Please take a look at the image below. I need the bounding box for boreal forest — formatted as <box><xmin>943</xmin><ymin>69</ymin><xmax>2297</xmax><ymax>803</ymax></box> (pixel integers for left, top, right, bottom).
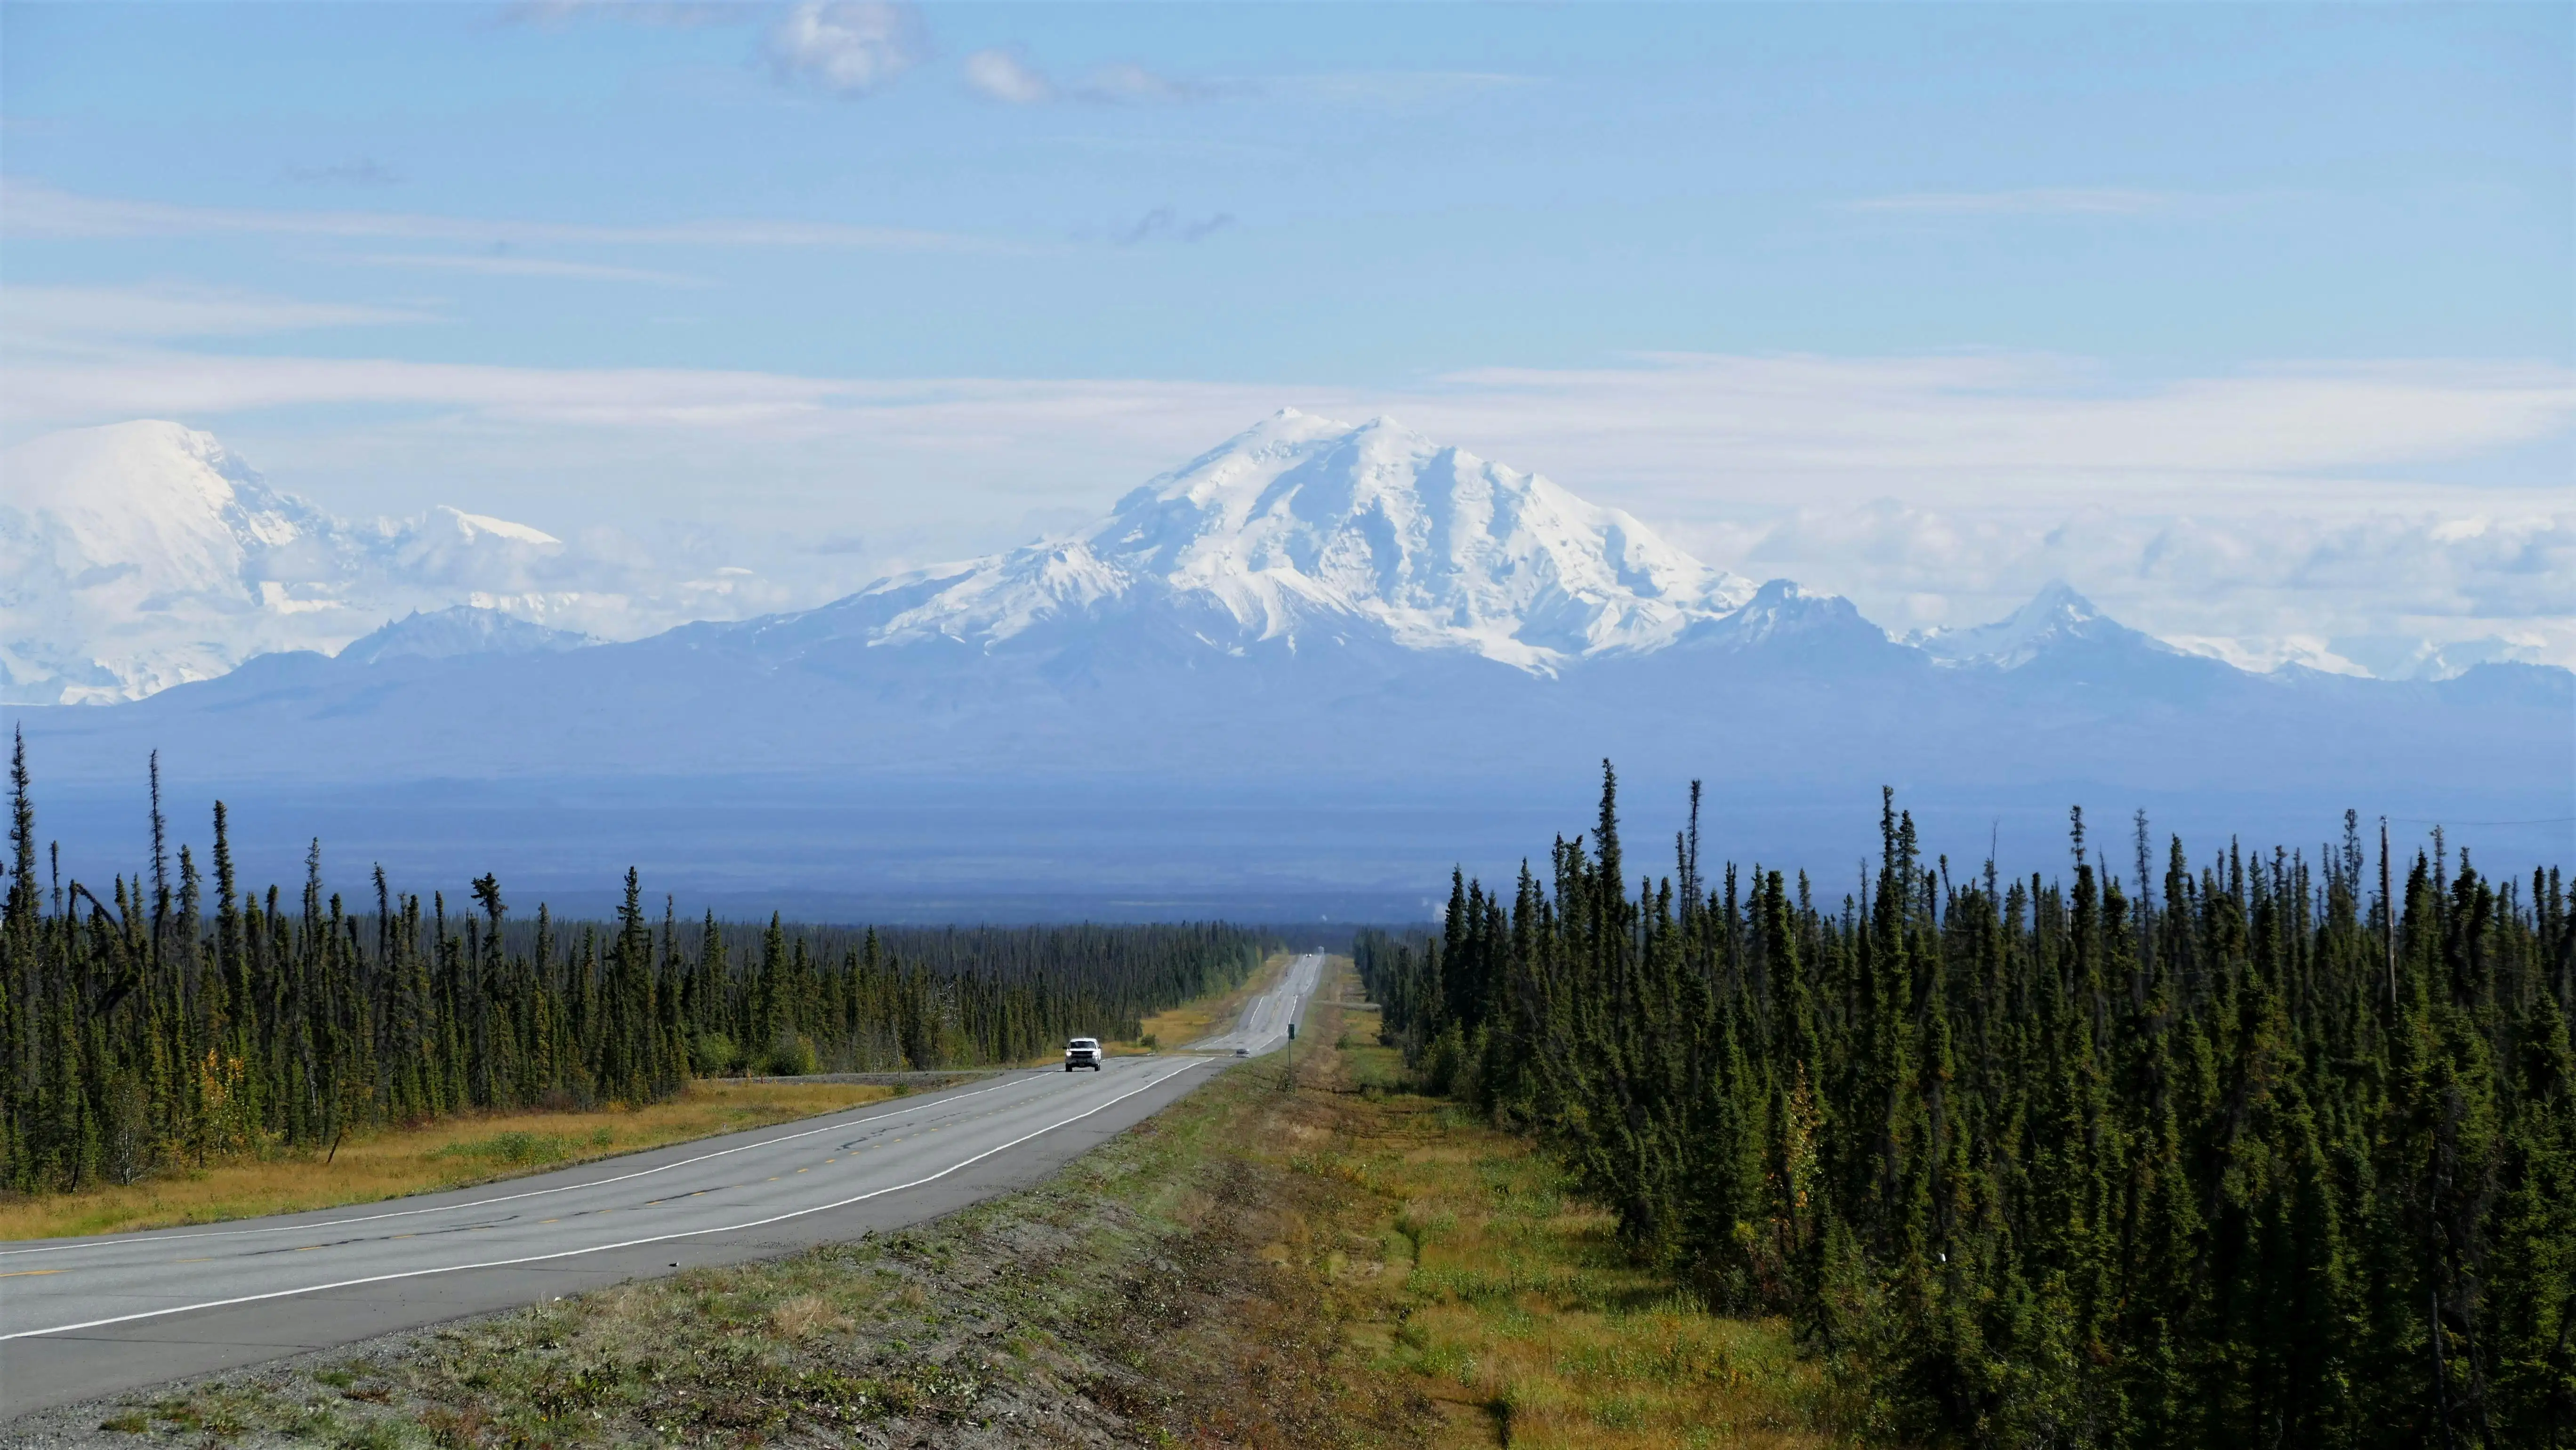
<box><xmin>1360</xmin><ymin>764</ymin><xmax>2575</xmax><ymax>1449</ymax></box>
<box><xmin>0</xmin><ymin>735</ymin><xmax>1267</xmax><ymax>1197</ymax></box>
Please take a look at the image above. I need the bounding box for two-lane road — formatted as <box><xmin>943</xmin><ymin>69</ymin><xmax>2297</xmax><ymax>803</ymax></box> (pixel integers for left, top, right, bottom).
<box><xmin>1184</xmin><ymin>951</ymin><xmax>1324</xmax><ymax>1054</ymax></box>
<box><xmin>0</xmin><ymin>957</ymin><xmax>1322</xmax><ymax>1419</ymax></box>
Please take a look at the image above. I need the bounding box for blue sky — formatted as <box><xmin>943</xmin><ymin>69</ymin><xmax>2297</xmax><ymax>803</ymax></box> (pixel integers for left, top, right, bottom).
<box><xmin>2</xmin><ymin>2</ymin><xmax>2570</xmax><ymax>669</ymax></box>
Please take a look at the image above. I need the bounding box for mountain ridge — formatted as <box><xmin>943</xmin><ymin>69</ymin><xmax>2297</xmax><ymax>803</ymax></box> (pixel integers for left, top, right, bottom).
<box><xmin>13</xmin><ymin>412</ymin><xmax>2545</xmax><ymax>701</ymax></box>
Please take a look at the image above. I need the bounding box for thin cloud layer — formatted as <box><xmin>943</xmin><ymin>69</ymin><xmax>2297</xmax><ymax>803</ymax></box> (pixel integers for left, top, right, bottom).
<box><xmin>765</xmin><ymin>1</ymin><xmax>923</xmax><ymax>96</ymax></box>
<box><xmin>1847</xmin><ymin>188</ymin><xmax>2176</xmax><ymax>216</ymax></box>
<box><xmin>0</xmin><ymin>181</ymin><xmax>997</xmax><ymax>253</ymax></box>
<box><xmin>961</xmin><ymin>46</ymin><xmax>1201</xmax><ymax>105</ymax></box>
<box><xmin>2</xmin><ymin>285</ymin><xmax>435</xmax><ymax>342</ymax></box>
<box><xmin>963</xmin><ymin>48</ymin><xmax>1052</xmax><ymax>105</ymax></box>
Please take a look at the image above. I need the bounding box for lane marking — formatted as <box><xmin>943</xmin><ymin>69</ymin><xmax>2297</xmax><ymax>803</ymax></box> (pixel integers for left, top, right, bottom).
<box><xmin>0</xmin><ymin>1269</ymin><xmax>62</xmax><ymax>1279</ymax></box>
<box><xmin>0</xmin><ymin>1072</ymin><xmax>1063</xmax><ymax>1260</ymax></box>
<box><xmin>2</xmin><ymin>1060</ymin><xmax>1213</xmax><ymax>1342</ymax></box>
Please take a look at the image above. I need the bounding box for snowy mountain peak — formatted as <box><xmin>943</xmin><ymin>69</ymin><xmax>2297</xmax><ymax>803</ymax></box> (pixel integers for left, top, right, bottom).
<box><xmin>1673</xmin><ymin>577</ymin><xmax>1896</xmax><ymax>658</ymax></box>
<box><xmin>338</xmin><ymin>606</ymin><xmax>595</xmax><ymax>666</ymax></box>
<box><xmin>1913</xmin><ymin>581</ymin><xmax>2176</xmax><ymax>670</ymax></box>
<box><xmin>0</xmin><ymin>420</ymin><xmax>573</xmax><ymax>703</ymax></box>
<box><xmin>867</xmin><ymin>412</ymin><xmax>1756</xmax><ymax>672</ymax></box>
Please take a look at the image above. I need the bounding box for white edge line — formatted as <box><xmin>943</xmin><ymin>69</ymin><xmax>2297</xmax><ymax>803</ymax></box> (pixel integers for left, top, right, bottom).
<box><xmin>0</xmin><ymin>1070</ymin><xmax>1069</xmax><ymax>1259</ymax></box>
<box><xmin>3</xmin><ymin>1060</ymin><xmax>1211</xmax><ymax>1342</ymax></box>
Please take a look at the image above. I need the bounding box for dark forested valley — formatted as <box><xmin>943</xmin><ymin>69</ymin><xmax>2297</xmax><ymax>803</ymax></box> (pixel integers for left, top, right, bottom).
<box><xmin>0</xmin><ymin>735</ymin><xmax>1269</xmax><ymax>1197</ymax></box>
<box><xmin>1361</xmin><ymin>765</ymin><xmax>2575</xmax><ymax>1449</ymax></box>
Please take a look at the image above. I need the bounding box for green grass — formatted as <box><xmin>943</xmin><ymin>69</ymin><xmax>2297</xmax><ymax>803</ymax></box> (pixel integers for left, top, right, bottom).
<box><xmin>66</xmin><ymin>963</ymin><xmax>1854</xmax><ymax>1450</ymax></box>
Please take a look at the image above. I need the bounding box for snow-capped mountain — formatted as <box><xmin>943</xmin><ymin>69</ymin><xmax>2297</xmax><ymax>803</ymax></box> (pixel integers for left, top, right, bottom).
<box><xmin>0</xmin><ymin>421</ymin><xmax>577</xmax><ymax>704</ymax></box>
<box><xmin>11</xmin><ymin>412</ymin><xmax>2564</xmax><ymax>917</ymax></box>
<box><xmin>1911</xmin><ymin>580</ymin><xmax>2182</xmax><ymax>671</ymax></box>
<box><xmin>337</xmin><ymin>606</ymin><xmax>597</xmax><ymax>666</ymax></box>
<box><xmin>848</xmin><ymin>410</ymin><xmax>1756</xmax><ymax>674</ymax></box>
<box><xmin>0</xmin><ymin>421</ymin><xmax>835</xmax><ymax>705</ymax></box>
<box><xmin>1673</xmin><ymin>578</ymin><xmax>1900</xmax><ymax>661</ymax></box>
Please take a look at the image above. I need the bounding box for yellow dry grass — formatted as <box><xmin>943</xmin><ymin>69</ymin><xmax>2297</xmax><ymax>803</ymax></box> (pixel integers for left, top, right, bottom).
<box><xmin>0</xmin><ymin>1079</ymin><xmax>895</xmax><ymax>1242</ymax></box>
<box><xmin>1022</xmin><ymin>948</ymin><xmax>1297</xmax><ymax>1064</ymax></box>
<box><xmin>1296</xmin><ymin>962</ymin><xmax>1847</xmax><ymax>1450</ymax></box>
<box><xmin>1130</xmin><ymin>948</ymin><xmax>1295</xmax><ymax>1051</ymax></box>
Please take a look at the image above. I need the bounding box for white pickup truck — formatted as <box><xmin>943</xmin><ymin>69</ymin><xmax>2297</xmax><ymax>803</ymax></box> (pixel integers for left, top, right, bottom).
<box><xmin>1064</xmin><ymin>1037</ymin><xmax>1104</xmax><ymax>1071</ymax></box>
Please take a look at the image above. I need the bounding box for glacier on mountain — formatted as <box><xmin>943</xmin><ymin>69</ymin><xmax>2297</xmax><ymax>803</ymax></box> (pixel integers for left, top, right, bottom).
<box><xmin>1910</xmin><ymin>580</ymin><xmax>2180</xmax><ymax>670</ymax></box>
<box><xmin>7</xmin><ymin>411</ymin><xmax>2559</xmax><ymax>716</ymax></box>
<box><xmin>852</xmin><ymin>410</ymin><xmax>1757</xmax><ymax>673</ymax></box>
<box><xmin>0</xmin><ymin>420</ymin><xmax>814</xmax><ymax>705</ymax></box>
<box><xmin>0</xmin><ymin>421</ymin><xmax>579</xmax><ymax>704</ymax></box>
<box><xmin>8</xmin><ymin>412</ymin><xmax>2565</xmax><ymax>917</ymax></box>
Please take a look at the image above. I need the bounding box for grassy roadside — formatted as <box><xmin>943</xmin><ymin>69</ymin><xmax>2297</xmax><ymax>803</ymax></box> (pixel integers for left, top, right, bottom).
<box><xmin>34</xmin><ymin>962</ymin><xmax>1850</xmax><ymax>1449</ymax></box>
<box><xmin>1320</xmin><ymin>996</ymin><xmax>1847</xmax><ymax>1448</ymax></box>
<box><xmin>1009</xmin><ymin>948</ymin><xmax>1293</xmax><ymax>1067</ymax></box>
<box><xmin>1125</xmin><ymin>947</ymin><xmax>1295</xmax><ymax>1053</ymax></box>
<box><xmin>0</xmin><ymin>1081</ymin><xmax>900</xmax><ymax>1242</ymax></box>
<box><xmin>19</xmin><ymin>942</ymin><xmax>1299</xmax><ymax>1241</ymax></box>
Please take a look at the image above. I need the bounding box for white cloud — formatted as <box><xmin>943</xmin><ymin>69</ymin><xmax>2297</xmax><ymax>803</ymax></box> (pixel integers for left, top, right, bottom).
<box><xmin>1077</xmin><ymin>62</ymin><xmax>1195</xmax><ymax>103</ymax></box>
<box><xmin>962</xmin><ymin>48</ymin><xmax>1202</xmax><ymax>105</ymax></box>
<box><xmin>1393</xmin><ymin>354</ymin><xmax>2575</xmax><ymax>509</ymax></box>
<box><xmin>348</xmin><ymin>253</ymin><xmax>704</xmax><ymax>285</ymax></box>
<box><xmin>1692</xmin><ymin>501</ymin><xmax>2575</xmax><ymax>674</ymax></box>
<box><xmin>0</xmin><ymin>179</ymin><xmax>1002</xmax><ymax>252</ymax></box>
<box><xmin>964</xmin><ymin>48</ymin><xmax>1053</xmax><ymax>105</ymax></box>
<box><xmin>765</xmin><ymin>1</ymin><xmax>922</xmax><ymax>97</ymax></box>
<box><xmin>1262</xmin><ymin>71</ymin><xmax>1537</xmax><ymax>108</ymax></box>
<box><xmin>0</xmin><ymin>285</ymin><xmax>433</xmax><ymax>343</ymax></box>
<box><xmin>6</xmin><ymin>346</ymin><xmax>2562</xmax><ymax>496</ymax></box>
<box><xmin>504</xmin><ymin>0</ymin><xmax>757</xmax><ymax>28</ymax></box>
<box><xmin>1847</xmin><ymin>188</ymin><xmax>2175</xmax><ymax>216</ymax></box>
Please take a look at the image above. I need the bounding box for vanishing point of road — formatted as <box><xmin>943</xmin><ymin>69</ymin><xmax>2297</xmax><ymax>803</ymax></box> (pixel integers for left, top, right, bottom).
<box><xmin>0</xmin><ymin>953</ymin><xmax>1326</xmax><ymax>1419</ymax></box>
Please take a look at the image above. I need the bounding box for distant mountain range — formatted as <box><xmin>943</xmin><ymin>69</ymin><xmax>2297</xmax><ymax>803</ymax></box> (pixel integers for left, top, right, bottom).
<box><xmin>0</xmin><ymin>420</ymin><xmax>781</xmax><ymax>706</ymax></box>
<box><xmin>0</xmin><ymin>420</ymin><xmax>568</xmax><ymax>703</ymax></box>
<box><xmin>7</xmin><ymin>411</ymin><xmax>2567</xmax><ymax>918</ymax></box>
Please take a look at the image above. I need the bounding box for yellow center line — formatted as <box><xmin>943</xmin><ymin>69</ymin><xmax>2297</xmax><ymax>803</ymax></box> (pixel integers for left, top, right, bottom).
<box><xmin>0</xmin><ymin>1268</ymin><xmax>63</xmax><ymax>1278</ymax></box>
<box><xmin>296</xmin><ymin>1245</ymin><xmax>324</xmax><ymax>1252</ymax></box>
<box><xmin>539</xmin><ymin>1218</ymin><xmax>559</xmax><ymax>1224</ymax></box>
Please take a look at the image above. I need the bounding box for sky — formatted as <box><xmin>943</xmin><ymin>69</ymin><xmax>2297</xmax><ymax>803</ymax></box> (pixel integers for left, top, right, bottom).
<box><xmin>3</xmin><ymin>1</ymin><xmax>2570</xmax><ymax>674</ymax></box>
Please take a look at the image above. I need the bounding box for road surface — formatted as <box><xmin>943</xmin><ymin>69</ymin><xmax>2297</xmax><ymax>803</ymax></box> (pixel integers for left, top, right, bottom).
<box><xmin>1183</xmin><ymin>951</ymin><xmax>1323</xmax><ymax>1054</ymax></box>
<box><xmin>0</xmin><ymin>956</ymin><xmax>1324</xmax><ymax>1419</ymax></box>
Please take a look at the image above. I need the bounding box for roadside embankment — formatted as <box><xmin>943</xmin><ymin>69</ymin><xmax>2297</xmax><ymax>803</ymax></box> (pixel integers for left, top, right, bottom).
<box><xmin>12</xmin><ymin>962</ymin><xmax>1849</xmax><ymax>1449</ymax></box>
<box><xmin>0</xmin><ymin>1080</ymin><xmax>907</xmax><ymax>1242</ymax></box>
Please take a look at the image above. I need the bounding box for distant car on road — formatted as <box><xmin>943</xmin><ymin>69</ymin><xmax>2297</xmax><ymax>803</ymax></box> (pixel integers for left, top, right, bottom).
<box><xmin>1234</xmin><ymin>1047</ymin><xmax>1249</xmax><ymax>1057</ymax></box>
<box><xmin>1065</xmin><ymin>1037</ymin><xmax>1104</xmax><ymax>1071</ymax></box>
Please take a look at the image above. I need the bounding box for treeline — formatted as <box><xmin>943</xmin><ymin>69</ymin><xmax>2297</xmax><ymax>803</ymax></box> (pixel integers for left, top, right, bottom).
<box><xmin>0</xmin><ymin>737</ymin><xmax>1269</xmax><ymax>1196</ymax></box>
<box><xmin>1360</xmin><ymin>764</ymin><xmax>2576</xmax><ymax>1448</ymax></box>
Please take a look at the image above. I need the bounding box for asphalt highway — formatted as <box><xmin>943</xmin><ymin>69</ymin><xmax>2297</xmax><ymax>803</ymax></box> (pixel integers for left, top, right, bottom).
<box><xmin>0</xmin><ymin>954</ymin><xmax>1325</xmax><ymax>1419</ymax></box>
<box><xmin>1183</xmin><ymin>951</ymin><xmax>1323</xmax><ymax>1054</ymax></box>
